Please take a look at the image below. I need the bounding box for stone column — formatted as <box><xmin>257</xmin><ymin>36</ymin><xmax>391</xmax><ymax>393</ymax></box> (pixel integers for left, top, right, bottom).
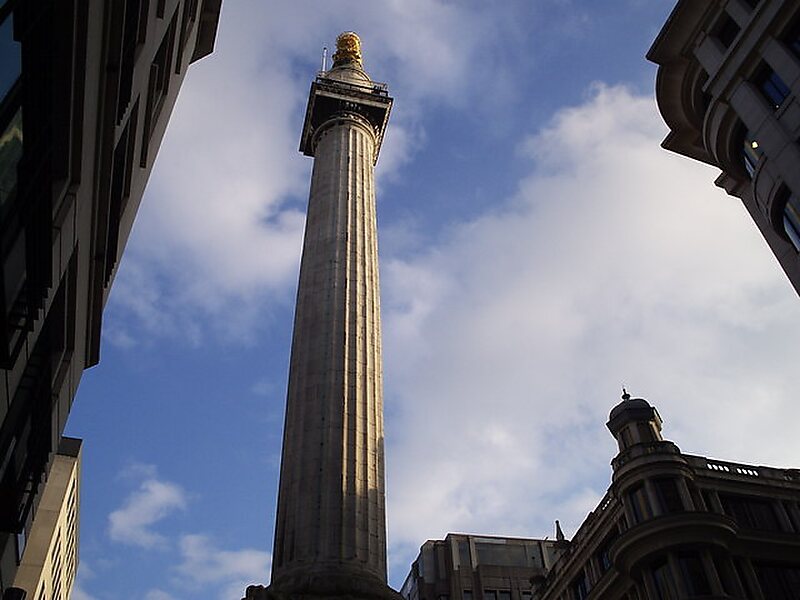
<box><xmin>265</xmin><ymin>32</ymin><xmax>399</xmax><ymax>600</ymax></box>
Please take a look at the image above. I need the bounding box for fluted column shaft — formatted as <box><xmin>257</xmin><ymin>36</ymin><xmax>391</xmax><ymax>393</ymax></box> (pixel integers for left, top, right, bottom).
<box><xmin>272</xmin><ymin>112</ymin><xmax>386</xmax><ymax>586</ymax></box>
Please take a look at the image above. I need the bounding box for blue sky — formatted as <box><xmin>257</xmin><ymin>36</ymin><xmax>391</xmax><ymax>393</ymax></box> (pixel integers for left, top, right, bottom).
<box><xmin>65</xmin><ymin>1</ymin><xmax>800</xmax><ymax>598</ymax></box>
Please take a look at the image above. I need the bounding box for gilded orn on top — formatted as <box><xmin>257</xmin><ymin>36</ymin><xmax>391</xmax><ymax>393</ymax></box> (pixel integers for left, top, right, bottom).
<box><xmin>333</xmin><ymin>31</ymin><xmax>362</xmax><ymax>66</ymax></box>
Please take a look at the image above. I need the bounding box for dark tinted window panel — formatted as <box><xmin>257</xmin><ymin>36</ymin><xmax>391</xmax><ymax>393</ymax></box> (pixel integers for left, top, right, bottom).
<box><xmin>756</xmin><ymin>66</ymin><xmax>791</xmax><ymax>108</ymax></box>
<box><xmin>0</xmin><ymin>102</ymin><xmax>21</xmax><ymax>211</ymax></box>
<box><xmin>721</xmin><ymin>494</ymin><xmax>781</xmax><ymax>531</ymax></box>
<box><xmin>655</xmin><ymin>478</ymin><xmax>684</xmax><ymax>514</ymax></box>
<box><xmin>474</xmin><ymin>543</ymin><xmax>527</xmax><ymax>567</ymax></box>
<box><xmin>783</xmin><ymin>192</ymin><xmax>800</xmax><ymax>252</ymax></box>
<box><xmin>755</xmin><ymin>562</ymin><xmax>800</xmax><ymax>600</ymax></box>
<box><xmin>679</xmin><ymin>553</ymin><xmax>711</xmax><ymax>595</ymax></box>
<box><xmin>714</xmin><ymin>14</ymin><xmax>741</xmax><ymax>49</ymax></box>
<box><xmin>0</xmin><ymin>10</ymin><xmax>19</xmax><ymax>101</ymax></box>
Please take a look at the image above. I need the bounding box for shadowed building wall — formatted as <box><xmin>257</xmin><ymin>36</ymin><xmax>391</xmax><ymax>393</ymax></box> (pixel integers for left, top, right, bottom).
<box><xmin>0</xmin><ymin>1</ymin><xmax>221</xmax><ymax>594</ymax></box>
<box><xmin>649</xmin><ymin>0</ymin><xmax>800</xmax><ymax>296</ymax></box>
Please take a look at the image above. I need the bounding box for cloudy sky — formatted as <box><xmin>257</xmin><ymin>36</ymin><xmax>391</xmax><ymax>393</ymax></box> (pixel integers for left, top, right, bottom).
<box><xmin>65</xmin><ymin>1</ymin><xmax>800</xmax><ymax>598</ymax></box>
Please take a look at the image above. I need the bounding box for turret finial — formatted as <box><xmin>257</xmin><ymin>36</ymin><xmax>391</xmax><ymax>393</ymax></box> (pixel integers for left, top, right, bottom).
<box><xmin>333</xmin><ymin>31</ymin><xmax>362</xmax><ymax>67</ymax></box>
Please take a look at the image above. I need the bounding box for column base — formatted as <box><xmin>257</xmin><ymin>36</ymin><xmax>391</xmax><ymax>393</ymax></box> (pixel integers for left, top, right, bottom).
<box><xmin>242</xmin><ymin>572</ymin><xmax>404</xmax><ymax>600</ymax></box>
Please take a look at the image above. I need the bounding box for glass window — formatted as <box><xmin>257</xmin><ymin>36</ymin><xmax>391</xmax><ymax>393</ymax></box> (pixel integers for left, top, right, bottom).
<box><xmin>786</xmin><ymin>18</ymin><xmax>800</xmax><ymax>58</ymax></box>
<box><xmin>0</xmin><ymin>11</ymin><xmax>20</xmax><ymax>102</ymax></box>
<box><xmin>571</xmin><ymin>572</ymin><xmax>590</xmax><ymax>600</ymax></box>
<box><xmin>475</xmin><ymin>543</ymin><xmax>527</xmax><ymax>567</ymax></box>
<box><xmin>484</xmin><ymin>591</ymin><xmax>497</xmax><ymax>600</ymax></box>
<box><xmin>458</xmin><ymin>540</ymin><xmax>471</xmax><ymax>569</ymax></box>
<box><xmin>754</xmin><ymin>562</ymin><xmax>800</xmax><ymax>600</ymax></box>
<box><xmin>628</xmin><ymin>485</ymin><xmax>652</xmax><ymax>524</ymax></box>
<box><xmin>0</xmin><ymin>104</ymin><xmax>21</xmax><ymax>211</ymax></box>
<box><xmin>652</xmin><ymin>559</ymin><xmax>678</xmax><ymax>600</ymax></box>
<box><xmin>679</xmin><ymin>553</ymin><xmax>711</xmax><ymax>595</ymax></box>
<box><xmin>714</xmin><ymin>14</ymin><xmax>741</xmax><ymax>49</ymax></box>
<box><xmin>742</xmin><ymin>132</ymin><xmax>762</xmax><ymax>177</ymax></box>
<box><xmin>756</xmin><ymin>66</ymin><xmax>791</xmax><ymax>108</ymax></box>
<box><xmin>783</xmin><ymin>191</ymin><xmax>800</xmax><ymax>252</ymax></box>
<box><xmin>463</xmin><ymin>591</ymin><xmax>472</xmax><ymax>600</ymax></box>
<box><xmin>654</xmin><ymin>478</ymin><xmax>684</xmax><ymax>514</ymax></box>
<box><xmin>721</xmin><ymin>493</ymin><xmax>781</xmax><ymax>531</ymax></box>
<box><xmin>497</xmin><ymin>592</ymin><xmax>511</xmax><ymax>600</ymax></box>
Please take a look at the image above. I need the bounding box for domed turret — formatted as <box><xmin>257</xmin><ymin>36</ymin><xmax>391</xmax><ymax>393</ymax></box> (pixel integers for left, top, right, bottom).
<box><xmin>606</xmin><ymin>389</ymin><xmax>664</xmax><ymax>452</ymax></box>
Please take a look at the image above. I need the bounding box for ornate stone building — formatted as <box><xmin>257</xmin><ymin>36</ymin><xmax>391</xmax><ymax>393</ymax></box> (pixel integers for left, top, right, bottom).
<box><xmin>531</xmin><ymin>393</ymin><xmax>800</xmax><ymax>600</ymax></box>
<box><xmin>648</xmin><ymin>0</ymin><xmax>800</xmax><ymax>295</ymax></box>
<box><xmin>0</xmin><ymin>1</ymin><xmax>221</xmax><ymax>594</ymax></box>
<box><xmin>403</xmin><ymin>395</ymin><xmax>800</xmax><ymax>600</ymax></box>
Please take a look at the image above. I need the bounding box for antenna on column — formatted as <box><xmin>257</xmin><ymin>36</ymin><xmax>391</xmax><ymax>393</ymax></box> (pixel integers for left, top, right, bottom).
<box><xmin>321</xmin><ymin>46</ymin><xmax>328</xmax><ymax>72</ymax></box>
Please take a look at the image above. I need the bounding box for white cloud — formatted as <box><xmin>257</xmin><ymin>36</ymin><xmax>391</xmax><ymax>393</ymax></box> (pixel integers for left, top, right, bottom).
<box><xmin>381</xmin><ymin>83</ymin><xmax>800</xmax><ymax>577</ymax></box>
<box><xmin>105</xmin><ymin>0</ymin><xmax>543</xmax><ymax>346</ymax></box>
<box><xmin>174</xmin><ymin>534</ymin><xmax>271</xmax><ymax>600</ymax></box>
<box><xmin>108</xmin><ymin>469</ymin><xmax>187</xmax><ymax>549</ymax></box>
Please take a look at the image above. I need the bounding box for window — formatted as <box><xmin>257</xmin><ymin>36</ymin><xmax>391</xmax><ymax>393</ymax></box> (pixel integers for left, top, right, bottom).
<box><xmin>475</xmin><ymin>542</ymin><xmax>527</xmax><ymax>567</ymax></box>
<box><xmin>484</xmin><ymin>590</ymin><xmax>496</xmax><ymax>600</ymax></box>
<box><xmin>0</xmin><ymin>9</ymin><xmax>20</xmax><ymax>101</ymax></box>
<box><xmin>785</xmin><ymin>18</ymin><xmax>800</xmax><ymax>59</ymax></box>
<box><xmin>754</xmin><ymin>562</ymin><xmax>800</xmax><ymax>600</ymax></box>
<box><xmin>720</xmin><ymin>493</ymin><xmax>781</xmax><ymax>531</ymax></box>
<box><xmin>654</xmin><ymin>478</ymin><xmax>684</xmax><ymax>514</ymax></box>
<box><xmin>678</xmin><ymin>553</ymin><xmax>711</xmax><ymax>595</ymax></box>
<box><xmin>731</xmin><ymin>560</ymin><xmax>753</xmax><ymax>597</ymax></box>
<box><xmin>463</xmin><ymin>591</ymin><xmax>472</xmax><ymax>600</ymax></box>
<box><xmin>457</xmin><ymin>540</ymin><xmax>471</xmax><ymax>569</ymax></box>
<box><xmin>176</xmin><ymin>0</ymin><xmax>199</xmax><ymax>73</ymax></box>
<box><xmin>782</xmin><ymin>190</ymin><xmax>800</xmax><ymax>252</ymax></box>
<box><xmin>755</xmin><ymin>65</ymin><xmax>791</xmax><ymax>108</ymax></box>
<box><xmin>0</xmin><ymin>101</ymin><xmax>21</xmax><ymax>211</ymax></box>
<box><xmin>713</xmin><ymin>14</ymin><xmax>741</xmax><ymax>49</ymax></box>
<box><xmin>628</xmin><ymin>485</ymin><xmax>652</xmax><ymax>524</ymax></box>
<box><xmin>596</xmin><ymin>529</ymin><xmax>618</xmax><ymax>574</ymax></box>
<box><xmin>497</xmin><ymin>592</ymin><xmax>511</xmax><ymax>600</ymax></box>
<box><xmin>141</xmin><ymin>11</ymin><xmax>177</xmax><ymax>166</ymax></box>
<box><xmin>571</xmin><ymin>572</ymin><xmax>590</xmax><ymax>600</ymax></box>
<box><xmin>651</xmin><ymin>559</ymin><xmax>678</xmax><ymax>600</ymax></box>
<box><xmin>741</xmin><ymin>131</ymin><xmax>762</xmax><ymax>177</ymax></box>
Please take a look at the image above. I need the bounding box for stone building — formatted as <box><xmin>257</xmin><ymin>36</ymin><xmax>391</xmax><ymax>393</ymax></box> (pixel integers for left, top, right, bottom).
<box><xmin>0</xmin><ymin>0</ymin><xmax>220</xmax><ymax>594</ymax></box>
<box><xmin>403</xmin><ymin>396</ymin><xmax>800</xmax><ymax>600</ymax></box>
<box><xmin>400</xmin><ymin>534</ymin><xmax>561</xmax><ymax>600</ymax></box>
<box><xmin>648</xmin><ymin>0</ymin><xmax>800</xmax><ymax>295</ymax></box>
<box><xmin>11</xmin><ymin>438</ymin><xmax>81</xmax><ymax>600</ymax></box>
<box><xmin>533</xmin><ymin>393</ymin><xmax>800</xmax><ymax>600</ymax></box>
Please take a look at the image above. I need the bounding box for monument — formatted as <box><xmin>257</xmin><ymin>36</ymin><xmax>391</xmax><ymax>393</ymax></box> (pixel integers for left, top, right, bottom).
<box><xmin>244</xmin><ymin>32</ymin><xmax>401</xmax><ymax>600</ymax></box>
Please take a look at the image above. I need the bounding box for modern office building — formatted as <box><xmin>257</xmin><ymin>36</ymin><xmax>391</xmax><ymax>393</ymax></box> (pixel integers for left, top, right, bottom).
<box><xmin>648</xmin><ymin>0</ymin><xmax>800</xmax><ymax>295</ymax></box>
<box><xmin>11</xmin><ymin>438</ymin><xmax>81</xmax><ymax>600</ymax></box>
<box><xmin>243</xmin><ymin>32</ymin><xmax>398</xmax><ymax>600</ymax></box>
<box><xmin>403</xmin><ymin>395</ymin><xmax>800</xmax><ymax>600</ymax></box>
<box><xmin>400</xmin><ymin>534</ymin><xmax>561</xmax><ymax>600</ymax></box>
<box><xmin>0</xmin><ymin>0</ymin><xmax>221</xmax><ymax>594</ymax></box>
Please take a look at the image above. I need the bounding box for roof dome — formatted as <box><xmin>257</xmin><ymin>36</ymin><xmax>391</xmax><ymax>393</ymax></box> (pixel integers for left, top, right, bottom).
<box><xmin>609</xmin><ymin>396</ymin><xmax>652</xmax><ymax>421</ymax></box>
